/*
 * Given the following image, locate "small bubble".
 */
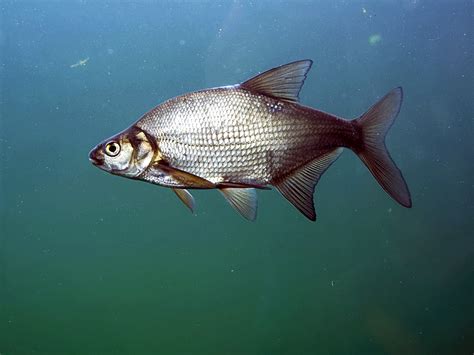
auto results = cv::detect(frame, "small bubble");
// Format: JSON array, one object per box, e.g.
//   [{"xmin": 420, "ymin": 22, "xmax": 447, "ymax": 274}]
[{"xmin": 179, "ymin": 39, "xmax": 186, "ymax": 46}]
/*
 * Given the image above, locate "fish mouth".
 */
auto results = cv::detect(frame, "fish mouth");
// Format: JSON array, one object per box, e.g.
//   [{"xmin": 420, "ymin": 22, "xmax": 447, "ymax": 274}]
[{"xmin": 88, "ymin": 147, "xmax": 103, "ymax": 166}]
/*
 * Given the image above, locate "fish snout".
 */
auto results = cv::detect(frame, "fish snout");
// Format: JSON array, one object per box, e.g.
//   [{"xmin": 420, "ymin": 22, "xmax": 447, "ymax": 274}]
[{"xmin": 89, "ymin": 146, "xmax": 104, "ymax": 166}]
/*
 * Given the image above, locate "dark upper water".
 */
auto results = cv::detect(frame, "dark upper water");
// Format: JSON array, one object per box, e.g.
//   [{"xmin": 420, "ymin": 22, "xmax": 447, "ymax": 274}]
[{"xmin": 1, "ymin": 1, "xmax": 472, "ymax": 354}]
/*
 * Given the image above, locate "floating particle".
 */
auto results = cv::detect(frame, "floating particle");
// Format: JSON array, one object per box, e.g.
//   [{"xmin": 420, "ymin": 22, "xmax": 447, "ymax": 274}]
[
  {"xmin": 70, "ymin": 57, "xmax": 89, "ymax": 68},
  {"xmin": 369, "ymin": 34, "xmax": 382, "ymax": 46}
]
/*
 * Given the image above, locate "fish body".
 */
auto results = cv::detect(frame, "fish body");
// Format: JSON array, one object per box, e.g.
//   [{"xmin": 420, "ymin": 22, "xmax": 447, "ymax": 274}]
[
  {"xmin": 89, "ymin": 60, "xmax": 411, "ymax": 221},
  {"xmin": 136, "ymin": 87, "xmax": 355, "ymax": 186}
]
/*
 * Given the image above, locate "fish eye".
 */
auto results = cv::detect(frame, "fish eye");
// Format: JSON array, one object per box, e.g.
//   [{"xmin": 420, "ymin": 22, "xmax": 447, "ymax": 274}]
[{"xmin": 105, "ymin": 141, "xmax": 121, "ymax": 157}]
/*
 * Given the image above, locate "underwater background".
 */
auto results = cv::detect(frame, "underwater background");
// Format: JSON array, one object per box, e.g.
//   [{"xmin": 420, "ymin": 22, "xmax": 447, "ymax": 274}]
[{"xmin": 0, "ymin": 1, "xmax": 472, "ymax": 354}]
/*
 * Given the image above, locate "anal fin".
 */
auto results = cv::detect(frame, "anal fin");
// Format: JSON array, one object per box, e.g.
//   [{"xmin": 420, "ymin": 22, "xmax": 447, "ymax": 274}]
[
  {"xmin": 173, "ymin": 188, "xmax": 195, "ymax": 213},
  {"xmin": 273, "ymin": 148, "xmax": 343, "ymax": 221},
  {"xmin": 219, "ymin": 188, "xmax": 257, "ymax": 221}
]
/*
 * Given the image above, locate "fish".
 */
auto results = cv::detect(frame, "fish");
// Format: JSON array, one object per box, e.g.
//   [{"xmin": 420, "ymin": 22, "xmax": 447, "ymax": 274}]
[{"xmin": 89, "ymin": 60, "xmax": 412, "ymax": 221}]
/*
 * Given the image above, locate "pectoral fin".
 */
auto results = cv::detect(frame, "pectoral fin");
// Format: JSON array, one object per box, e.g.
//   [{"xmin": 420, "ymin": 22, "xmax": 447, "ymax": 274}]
[
  {"xmin": 219, "ymin": 188, "xmax": 257, "ymax": 221},
  {"xmin": 147, "ymin": 162, "xmax": 215, "ymax": 189},
  {"xmin": 173, "ymin": 189, "xmax": 195, "ymax": 213},
  {"xmin": 273, "ymin": 148, "xmax": 343, "ymax": 221}
]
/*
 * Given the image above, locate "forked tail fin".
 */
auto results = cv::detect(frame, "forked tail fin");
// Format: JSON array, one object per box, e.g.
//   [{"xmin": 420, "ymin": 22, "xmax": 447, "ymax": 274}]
[{"xmin": 354, "ymin": 87, "xmax": 412, "ymax": 208}]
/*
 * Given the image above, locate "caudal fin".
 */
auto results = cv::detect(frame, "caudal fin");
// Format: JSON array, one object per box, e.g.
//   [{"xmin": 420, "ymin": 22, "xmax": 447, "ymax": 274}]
[{"xmin": 354, "ymin": 87, "xmax": 412, "ymax": 208}]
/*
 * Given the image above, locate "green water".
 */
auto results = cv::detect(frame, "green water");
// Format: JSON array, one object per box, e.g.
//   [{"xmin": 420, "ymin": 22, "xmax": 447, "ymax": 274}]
[{"xmin": 1, "ymin": 1, "xmax": 472, "ymax": 354}]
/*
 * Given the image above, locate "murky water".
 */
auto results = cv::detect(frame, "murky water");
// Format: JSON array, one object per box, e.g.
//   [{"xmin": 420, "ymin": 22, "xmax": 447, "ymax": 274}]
[{"xmin": 1, "ymin": 1, "xmax": 472, "ymax": 354}]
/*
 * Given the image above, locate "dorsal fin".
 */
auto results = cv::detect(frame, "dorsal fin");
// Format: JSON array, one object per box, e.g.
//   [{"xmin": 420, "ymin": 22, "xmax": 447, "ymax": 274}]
[
  {"xmin": 273, "ymin": 148, "xmax": 343, "ymax": 221},
  {"xmin": 240, "ymin": 60, "xmax": 313, "ymax": 102}
]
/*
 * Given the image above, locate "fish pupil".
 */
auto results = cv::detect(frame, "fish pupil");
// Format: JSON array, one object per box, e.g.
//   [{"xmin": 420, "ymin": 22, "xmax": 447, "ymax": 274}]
[{"xmin": 105, "ymin": 141, "xmax": 120, "ymax": 156}]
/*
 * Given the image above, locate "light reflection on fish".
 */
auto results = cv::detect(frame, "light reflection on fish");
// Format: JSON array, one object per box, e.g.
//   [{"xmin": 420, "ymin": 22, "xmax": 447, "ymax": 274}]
[{"xmin": 89, "ymin": 60, "xmax": 411, "ymax": 221}]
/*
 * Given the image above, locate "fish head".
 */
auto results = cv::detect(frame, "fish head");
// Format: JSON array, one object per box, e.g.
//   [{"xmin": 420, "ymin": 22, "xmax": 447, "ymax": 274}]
[{"xmin": 89, "ymin": 126, "xmax": 156, "ymax": 178}]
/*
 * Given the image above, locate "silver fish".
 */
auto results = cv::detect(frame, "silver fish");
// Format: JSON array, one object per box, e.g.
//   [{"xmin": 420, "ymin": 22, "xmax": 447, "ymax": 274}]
[{"xmin": 89, "ymin": 60, "xmax": 411, "ymax": 221}]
